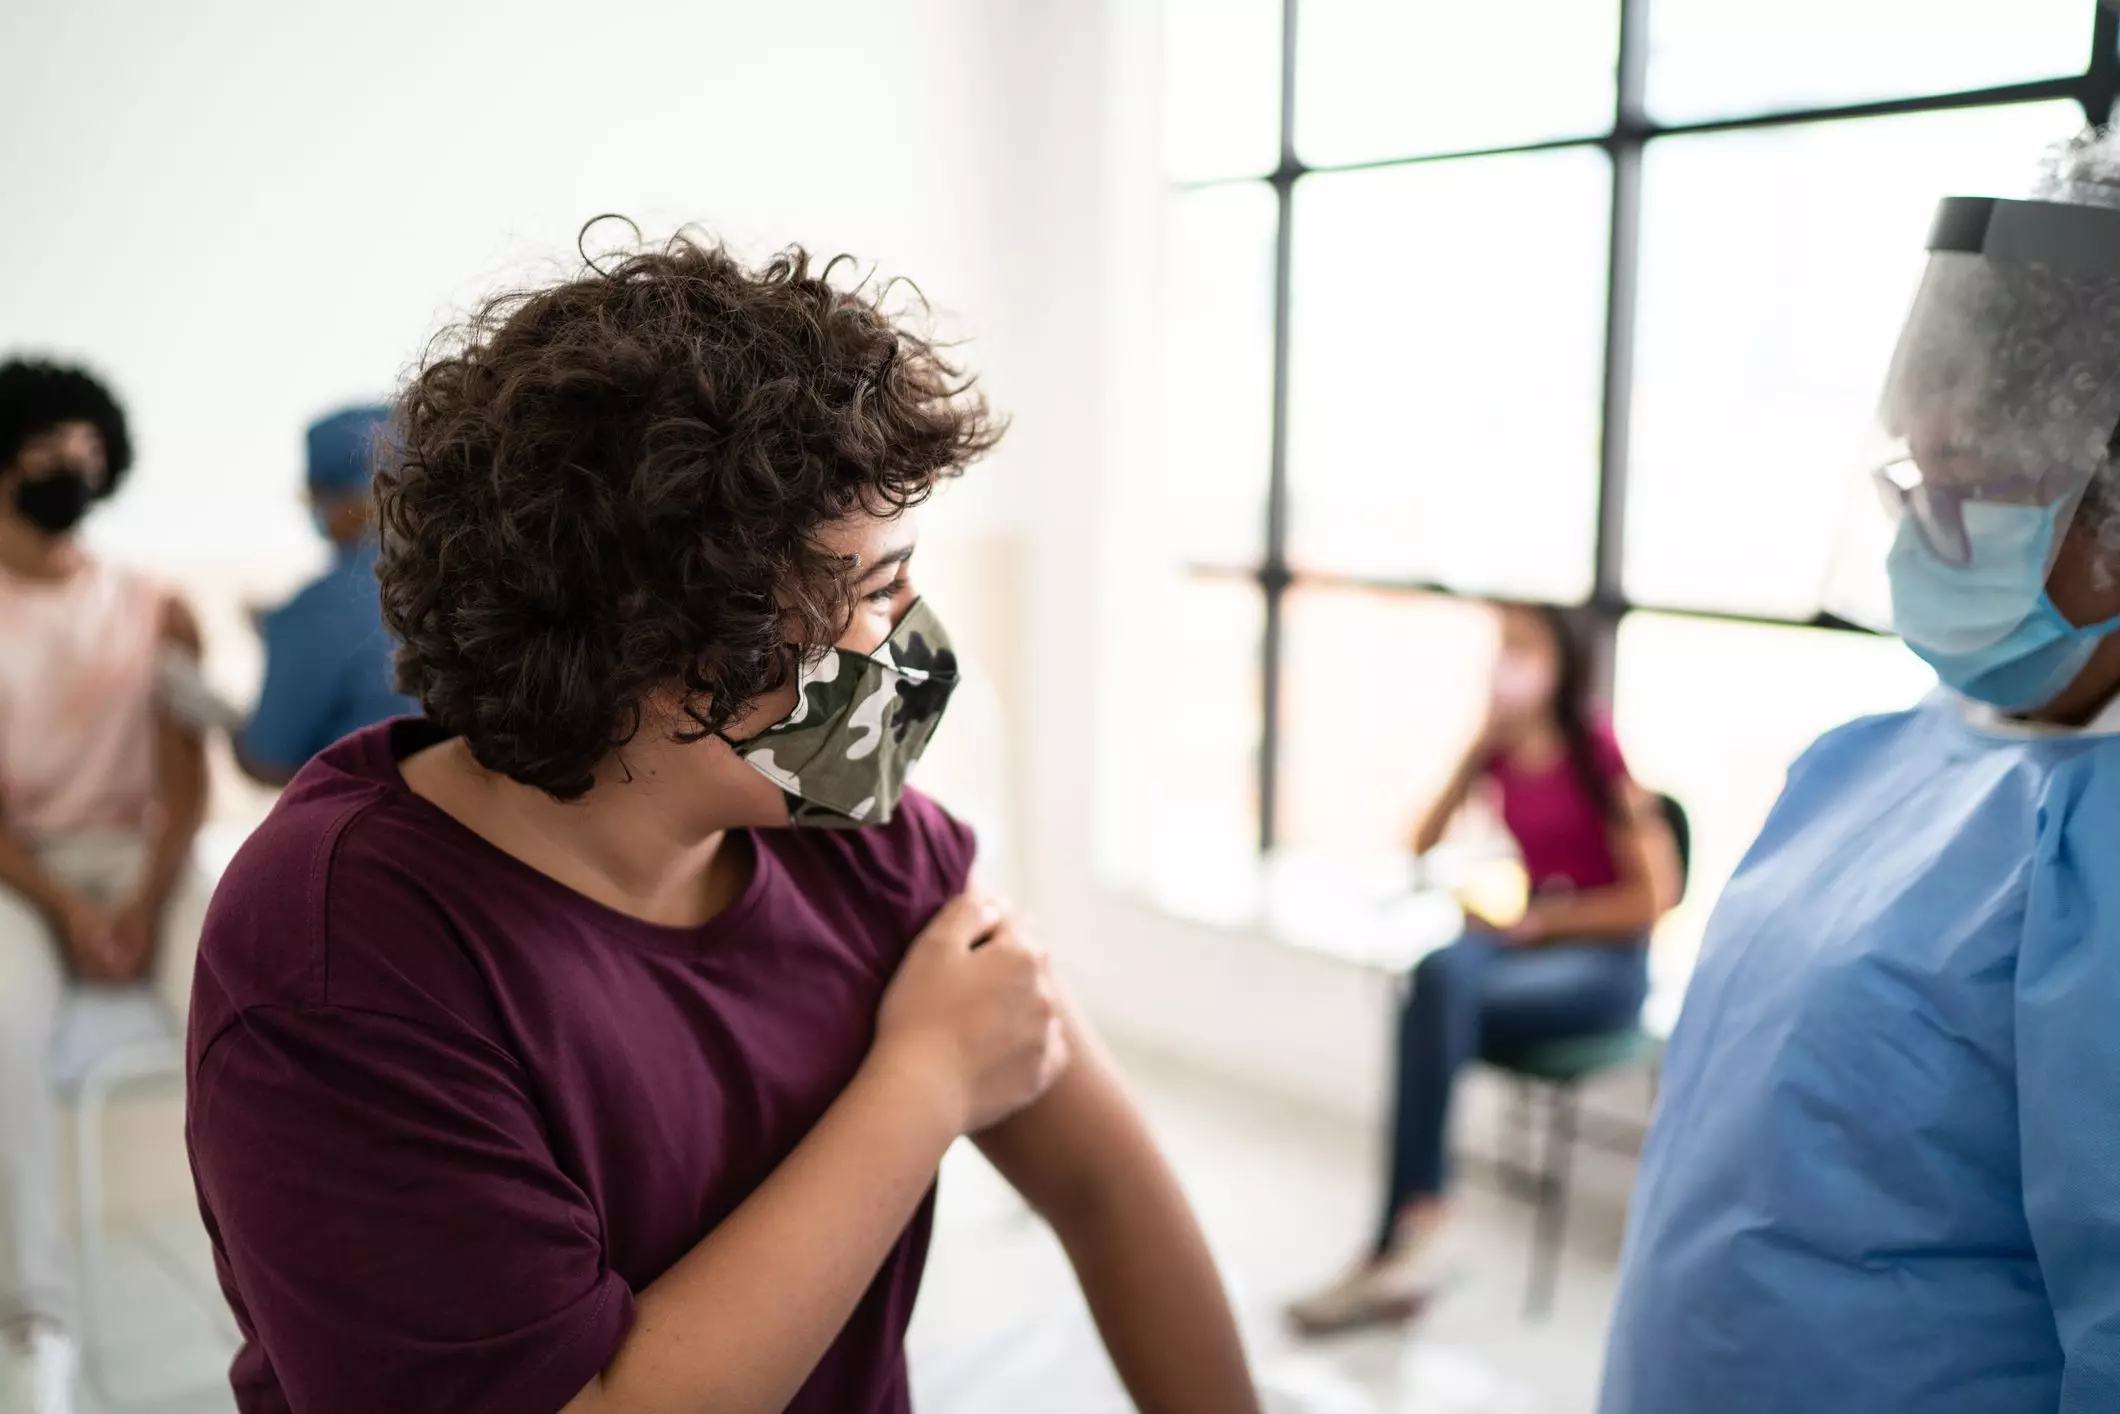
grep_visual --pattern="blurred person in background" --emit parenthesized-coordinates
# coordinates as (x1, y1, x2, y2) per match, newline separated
(1290, 602, 1678, 1337)
(234, 403, 417, 786)
(0, 358, 209, 1414)
(186, 234, 1260, 1414)
(1602, 130, 2120, 1414)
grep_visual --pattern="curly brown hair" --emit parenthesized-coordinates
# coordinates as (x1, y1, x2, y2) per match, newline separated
(377, 232, 1002, 799)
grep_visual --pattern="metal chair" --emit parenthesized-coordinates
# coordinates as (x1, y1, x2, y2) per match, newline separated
(55, 994, 235, 1409)
(1484, 1028, 1662, 1318)
(1479, 791, 1691, 1319)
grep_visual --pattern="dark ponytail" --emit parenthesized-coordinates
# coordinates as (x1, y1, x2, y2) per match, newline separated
(1527, 603, 1624, 825)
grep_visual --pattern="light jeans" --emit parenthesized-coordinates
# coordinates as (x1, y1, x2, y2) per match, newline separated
(0, 831, 204, 1330)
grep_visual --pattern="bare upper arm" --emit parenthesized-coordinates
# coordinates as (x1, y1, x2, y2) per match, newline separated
(1613, 783, 1681, 916)
(958, 867, 1166, 1222)
(152, 594, 211, 748)
(973, 992, 1163, 1226)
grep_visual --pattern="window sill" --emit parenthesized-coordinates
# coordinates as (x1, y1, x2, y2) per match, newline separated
(1120, 845, 1685, 1037)
(1132, 845, 1467, 971)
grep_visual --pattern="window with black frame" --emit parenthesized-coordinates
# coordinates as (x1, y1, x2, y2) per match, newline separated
(1147, 0, 2120, 957)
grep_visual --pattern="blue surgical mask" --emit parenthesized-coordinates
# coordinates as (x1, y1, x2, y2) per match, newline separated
(1887, 500, 2120, 711)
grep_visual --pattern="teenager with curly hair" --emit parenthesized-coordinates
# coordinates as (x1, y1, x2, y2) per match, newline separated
(186, 235, 1260, 1414)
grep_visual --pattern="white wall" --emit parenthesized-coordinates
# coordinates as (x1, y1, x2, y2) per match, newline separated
(2, 0, 1044, 850)
(0, 0, 1021, 568)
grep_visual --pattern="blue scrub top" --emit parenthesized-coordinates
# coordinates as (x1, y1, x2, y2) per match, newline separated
(240, 539, 417, 774)
(1603, 693, 2120, 1413)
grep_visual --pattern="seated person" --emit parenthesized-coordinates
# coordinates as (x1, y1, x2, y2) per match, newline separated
(0, 358, 209, 1413)
(1290, 601, 1678, 1335)
(186, 236, 1261, 1413)
(235, 404, 418, 785)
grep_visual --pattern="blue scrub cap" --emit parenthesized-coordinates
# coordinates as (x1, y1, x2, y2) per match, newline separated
(305, 405, 392, 496)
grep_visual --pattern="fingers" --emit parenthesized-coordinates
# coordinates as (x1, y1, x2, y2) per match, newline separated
(70, 905, 152, 983)
(65, 929, 109, 979)
(994, 924, 1060, 1032)
(93, 925, 130, 979)
(927, 890, 1054, 948)
(962, 913, 1055, 1000)
(926, 891, 1005, 951)
(86, 914, 119, 959)
(76, 942, 123, 983)
(111, 928, 153, 978)
(970, 915, 1022, 956)
(1040, 1017, 1072, 1087)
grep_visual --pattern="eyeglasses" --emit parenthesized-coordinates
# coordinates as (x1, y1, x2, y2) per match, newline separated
(1870, 456, 2064, 567)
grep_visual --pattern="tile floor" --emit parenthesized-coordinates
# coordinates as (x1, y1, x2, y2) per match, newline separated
(23, 1044, 1638, 1414)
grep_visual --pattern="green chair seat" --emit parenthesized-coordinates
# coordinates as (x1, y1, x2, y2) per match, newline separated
(1487, 1027, 1663, 1084)
(1482, 1025, 1665, 1317)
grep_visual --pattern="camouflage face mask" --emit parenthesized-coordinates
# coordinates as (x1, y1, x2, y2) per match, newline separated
(727, 598, 958, 829)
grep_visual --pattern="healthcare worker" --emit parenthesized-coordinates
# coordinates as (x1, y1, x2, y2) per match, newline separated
(1602, 128, 2120, 1413)
(234, 405, 416, 786)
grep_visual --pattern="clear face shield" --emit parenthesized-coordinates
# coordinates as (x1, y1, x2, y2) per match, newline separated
(1827, 197, 2120, 707)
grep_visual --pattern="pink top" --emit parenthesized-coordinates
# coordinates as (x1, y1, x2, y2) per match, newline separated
(1483, 713, 1629, 895)
(0, 557, 168, 833)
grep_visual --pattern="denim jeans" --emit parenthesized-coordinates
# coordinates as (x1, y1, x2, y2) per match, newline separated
(1376, 931, 1648, 1254)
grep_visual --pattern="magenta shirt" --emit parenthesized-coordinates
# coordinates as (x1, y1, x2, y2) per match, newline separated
(1483, 713, 1629, 895)
(186, 720, 974, 1414)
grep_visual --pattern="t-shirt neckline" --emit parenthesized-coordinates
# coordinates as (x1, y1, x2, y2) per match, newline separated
(363, 718, 778, 954)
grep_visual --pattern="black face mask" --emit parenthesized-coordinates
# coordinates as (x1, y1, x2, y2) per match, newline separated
(13, 470, 93, 535)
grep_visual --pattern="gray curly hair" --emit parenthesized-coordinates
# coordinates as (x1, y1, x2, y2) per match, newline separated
(2034, 125, 2120, 211)
(1880, 125, 2120, 581)
(2036, 126, 2120, 571)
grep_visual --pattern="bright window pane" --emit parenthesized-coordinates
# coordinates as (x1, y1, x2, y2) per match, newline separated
(1275, 589, 1494, 860)
(1163, 0, 1283, 181)
(1161, 185, 1278, 567)
(1297, 0, 1617, 165)
(1648, 0, 2092, 123)
(1613, 614, 1934, 1006)
(1624, 101, 2082, 619)
(1287, 149, 1609, 599)
(1099, 576, 1263, 925)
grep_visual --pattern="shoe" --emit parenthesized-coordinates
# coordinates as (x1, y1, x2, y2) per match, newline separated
(1285, 1259, 1428, 1338)
(25, 1326, 76, 1414)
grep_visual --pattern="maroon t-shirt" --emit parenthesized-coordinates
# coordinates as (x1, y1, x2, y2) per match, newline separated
(186, 720, 975, 1414)
(1483, 713, 1629, 895)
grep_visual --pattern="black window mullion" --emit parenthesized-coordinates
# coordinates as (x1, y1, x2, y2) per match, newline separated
(1230, 0, 2112, 859)
(2085, 1, 2120, 125)
(1257, 0, 1301, 853)
(1588, 0, 1653, 695)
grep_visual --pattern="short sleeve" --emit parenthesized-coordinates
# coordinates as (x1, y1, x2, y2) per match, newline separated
(189, 1004, 633, 1414)
(2018, 758, 2120, 1411)
(241, 588, 346, 773)
(900, 788, 978, 897)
